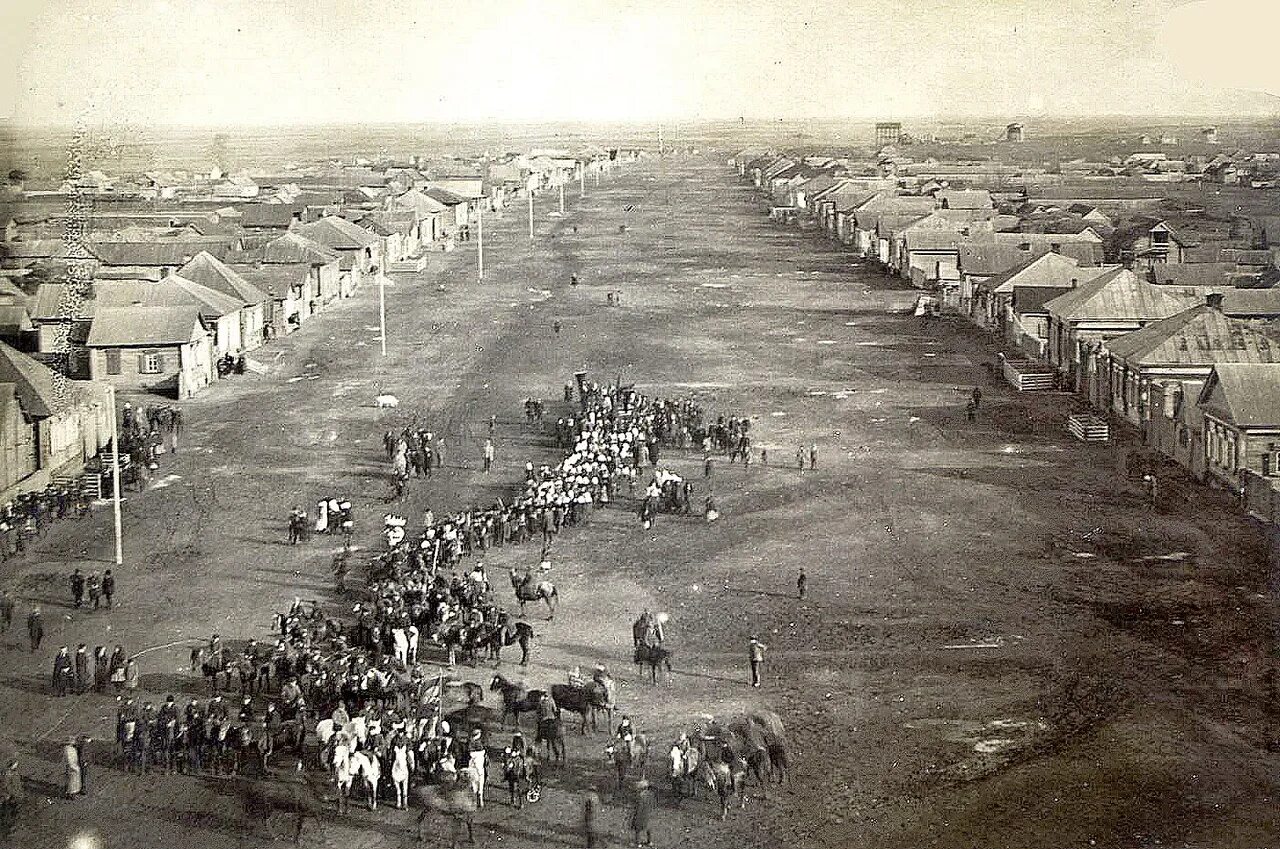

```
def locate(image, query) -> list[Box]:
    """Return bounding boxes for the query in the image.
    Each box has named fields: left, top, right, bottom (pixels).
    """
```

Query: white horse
left=333, top=741, right=355, bottom=814
left=391, top=742, right=414, bottom=809
left=351, top=750, right=381, bottom=810
left=348, top=715, right=368, bottom=748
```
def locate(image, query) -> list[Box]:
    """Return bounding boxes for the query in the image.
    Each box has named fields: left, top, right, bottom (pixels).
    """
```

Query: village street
left=1, top=155, right=1277, bottom=849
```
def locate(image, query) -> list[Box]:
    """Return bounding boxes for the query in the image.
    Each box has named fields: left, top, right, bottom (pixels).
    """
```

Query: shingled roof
left=87, top=306, right=205, bottom=347
left=178, top=251, right=268, bottom=305
left=1043, top=268, right=1205, bottom=322
left=1105, top=302, right=1280, bottom=367
left=1198, top=363, right=1280, bottom=427
left=294, top=216, right=381, bottom=250
left=0, top=340, right=64, bottom=417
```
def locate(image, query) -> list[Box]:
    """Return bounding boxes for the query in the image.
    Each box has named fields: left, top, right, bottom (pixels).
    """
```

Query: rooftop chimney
left=1206, top=292, right=1225, bottom=310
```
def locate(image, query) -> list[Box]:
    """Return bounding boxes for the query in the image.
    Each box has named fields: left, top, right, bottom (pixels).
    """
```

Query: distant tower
left=1005, top=122, right=1025, bottom=143
left=1202, top=126, right=1219, bottom=144
left=875, top=122, right=902, bottom=147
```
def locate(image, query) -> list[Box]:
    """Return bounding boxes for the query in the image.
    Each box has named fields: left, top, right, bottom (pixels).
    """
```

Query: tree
left=7, top=169, right=27, bottom=185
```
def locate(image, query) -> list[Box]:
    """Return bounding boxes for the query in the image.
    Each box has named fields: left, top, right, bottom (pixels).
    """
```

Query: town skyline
left=4, top=0, right=1280, bottom=127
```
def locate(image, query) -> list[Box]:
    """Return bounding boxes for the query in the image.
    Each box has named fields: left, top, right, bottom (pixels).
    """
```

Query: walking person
left=797, top=568, right=807, bottom=600
left=809, top=444, right=818, bottom=470
left=0, top=590, right=12, bottom=633
left=101, top=570, right=115, bottom=609
left=630, top=779, right=656, bottom=847
left=748, top=636, right=767, bottom=687
left=86, top=572, right=100, bottom=610
left=583, top=787, right=602, bottom=848
left=761, top=446, right=768, bottom=465
left=796, top=446, right=805, bottom=470
left=27, top=606, right=43, bottom=652
left=483, top=439, right=495, bottom=473
left=69, top=569, right=85, bottom=609
left=972, top=386, right=982, bottom=410
left=965, top=400, right=976, bottom=422
left=703, top=455, right=713, bottom=479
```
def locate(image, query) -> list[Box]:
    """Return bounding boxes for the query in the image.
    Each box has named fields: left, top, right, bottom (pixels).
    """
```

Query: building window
left=105, top=349, right=121, bottom=375
left=139, top=352, right=164, bottom=374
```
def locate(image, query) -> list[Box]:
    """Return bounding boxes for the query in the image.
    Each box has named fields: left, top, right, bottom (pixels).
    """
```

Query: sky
left=2, top=0, right=1280, bottom=126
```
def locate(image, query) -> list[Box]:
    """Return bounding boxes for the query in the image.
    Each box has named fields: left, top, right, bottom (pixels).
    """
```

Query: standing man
left=703, top=455, right=713, bottom=479
left=27, top=606, right=43, bottom=652
left=74, top=644, right=89, bottom=693
left=483, top=439, right=495, bottom=473
left=102, top=570, right=115, bottom=609
left=809, top=444, right=818, bottom=471
left=52, top=646, right=73, bottom=696
left=796, top=446, right=805, bottom=470
left=630, top=779, right=656, bottom=847
left=287, top=506, right=306, bottom=545
left=972, top=386, right=983, bottom=410
left=748, top=636, right=767, bottom=688
left=0, top=590, right=13, bottom=632
left=965, top=400, right=976, bottom=422
left=86, top=573, right=101, bottom=610
left=70, top=569, right=85, bottom=609
left=797, top=568, right=807, bottom=600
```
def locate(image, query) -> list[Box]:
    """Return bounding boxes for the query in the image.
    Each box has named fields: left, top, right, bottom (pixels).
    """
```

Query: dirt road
left=2, top=156, right=1277, bottom=848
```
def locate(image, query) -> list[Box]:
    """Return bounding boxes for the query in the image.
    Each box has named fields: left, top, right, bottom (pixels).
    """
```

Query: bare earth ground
left=1, top=156, right=1278, bottom=849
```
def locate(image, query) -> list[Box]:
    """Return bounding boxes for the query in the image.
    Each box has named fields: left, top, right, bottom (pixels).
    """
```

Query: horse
left=489, top=674, right=546, bottom=728
left=550, top=682, right=613, bottom=733
left=699, top=758, right=747, bottom=819
left=603, top=733, right=648, bottom=792
left=390, top=742, right=413, bottom=809
left=633, top=644, right=673, bottom=684
left=333, top=742, right=356, bottom=814
left=192, top=645, right=234, bottom=692
left=482, top=619, right=535, bottom=666
left=536, top=714, right=565, bottom=765
left=351, top=750, right=381, bottom=810
left=509, top=569, right=558, bottom=618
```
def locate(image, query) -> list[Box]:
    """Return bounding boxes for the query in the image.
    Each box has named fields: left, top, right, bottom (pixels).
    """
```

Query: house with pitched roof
left=177, top=252, right=268, bottom=351
left=90, top=239, right=239, bottom=281
left=0, top=342, right=111, bottom=490
left=421, top=188, right=469, bottom=233
left=390, top=189, right=447, bottom=244
left=230, top=263, right=311, bottom=336
left=1099, top=294, right=1280, bottom=428
left=1197, top=363, right=1280, bottom=489
left=1043, top=268, right=1207, bottom=394
left=96, top=276, right=247, bottom=361
left=293, top=216, right=382, bottom=296
left=86, top=305, right=214, bottom=398
left=262, top=231, right=342, bottom=311
left=1106, top=217, right=1191, bottom=269
left=971, top=250, right=1116, bottom=338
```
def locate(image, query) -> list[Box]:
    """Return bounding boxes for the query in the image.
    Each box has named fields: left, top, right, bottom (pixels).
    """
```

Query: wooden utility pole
left=477, top=205, right=484, bottom=280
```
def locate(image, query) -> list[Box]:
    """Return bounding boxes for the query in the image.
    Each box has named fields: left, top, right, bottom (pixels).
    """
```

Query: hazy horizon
left=5, top=0, right=1280, bottom=128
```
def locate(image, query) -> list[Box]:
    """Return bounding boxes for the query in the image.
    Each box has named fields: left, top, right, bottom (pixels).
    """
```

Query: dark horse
left=489, top=674, right=546, bottom=728
left=536, top=714, right=566, bottom=765
left=509, top=569, right=558, bottom=618
left=634, top=644, right=673, bottom=683
left=549, top=682, right=613, bottom=733
left=482, top=618, right=535, bottom=666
